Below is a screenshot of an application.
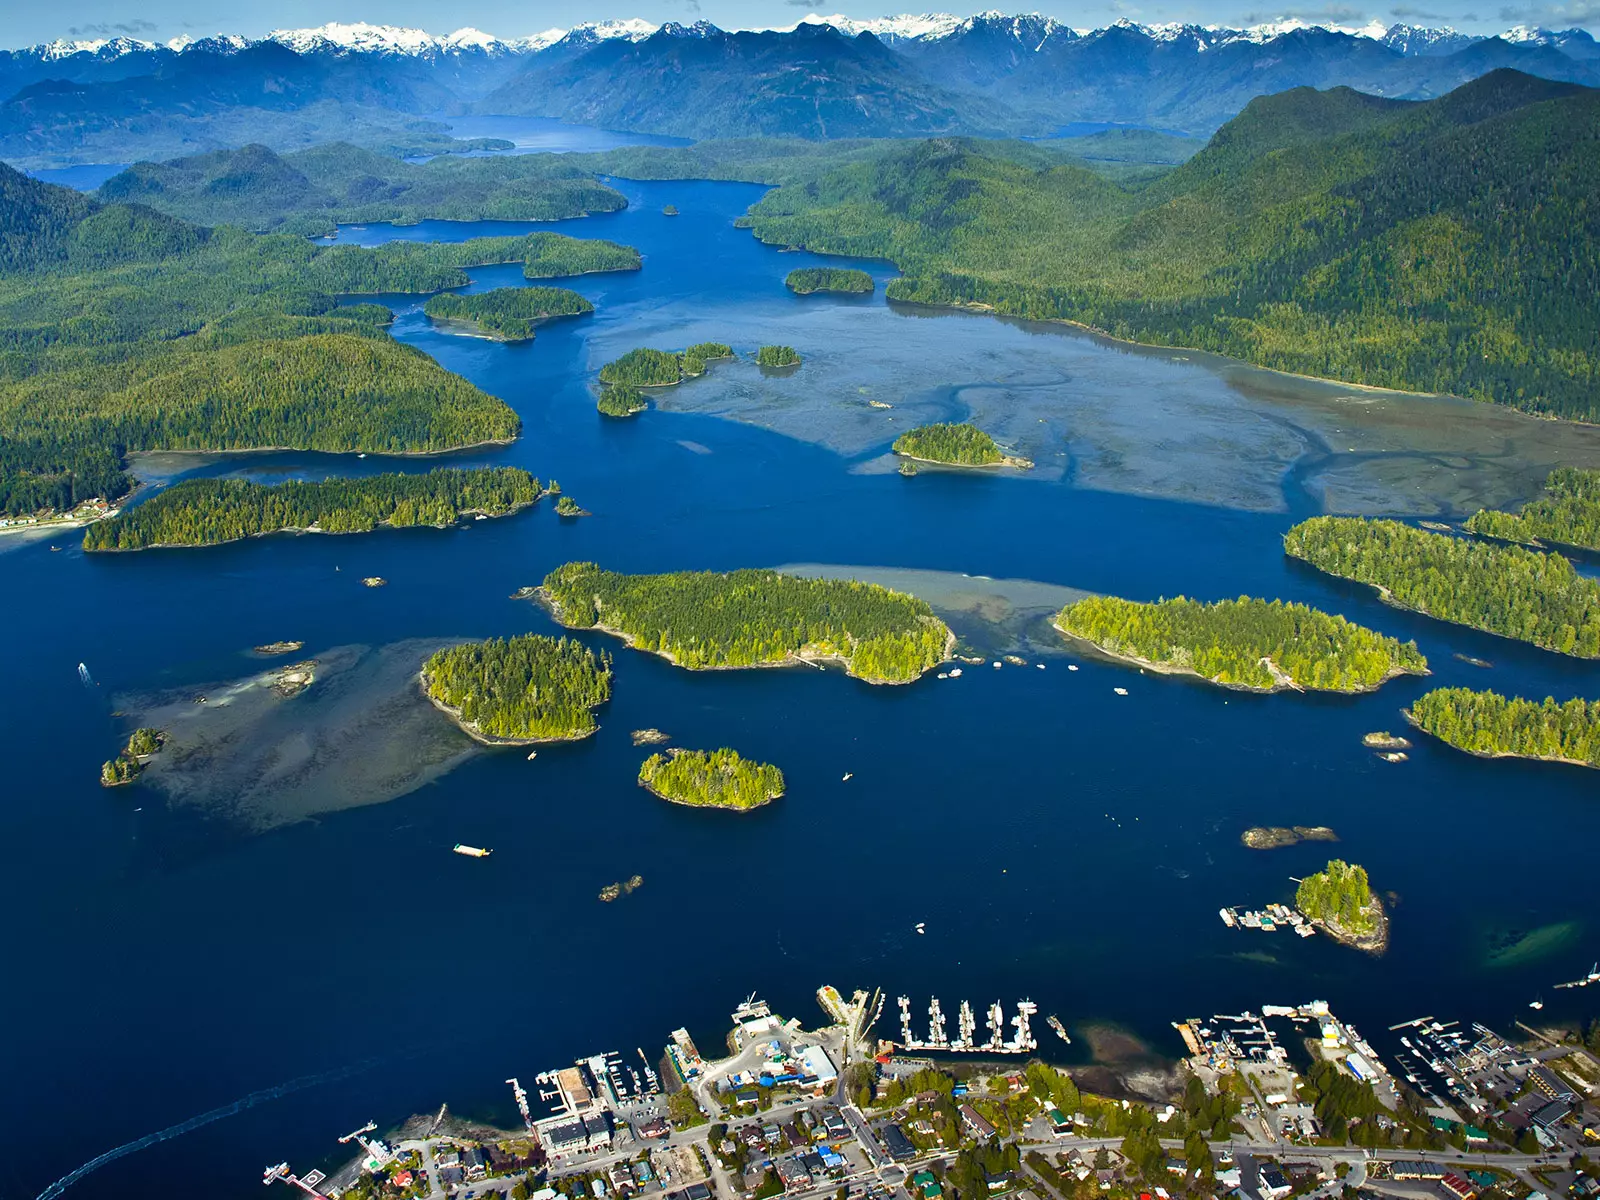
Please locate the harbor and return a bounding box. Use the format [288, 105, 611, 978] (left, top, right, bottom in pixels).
[895, 996, 1039, 1054]
[1219, 903, 1316, 936]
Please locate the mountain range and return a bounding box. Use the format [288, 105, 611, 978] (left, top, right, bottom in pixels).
[3, 12, 1598, 163]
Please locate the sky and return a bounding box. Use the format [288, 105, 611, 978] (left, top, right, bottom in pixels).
[4, 0, 1595, 52]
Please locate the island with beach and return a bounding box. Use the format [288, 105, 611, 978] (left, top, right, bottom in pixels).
[639, 747, 785, 810]
[1054, 595, 1428, 693]
[892, 422, 1031, 469]
[420, 634, 613, 744]
[537, 561, 953, 684]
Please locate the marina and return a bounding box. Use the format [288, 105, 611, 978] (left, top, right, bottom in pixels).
[1219, 903, 1316, 936]
[896, 995, 1038, 1054]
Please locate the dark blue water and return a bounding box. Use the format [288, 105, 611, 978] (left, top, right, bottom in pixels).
[5, 176, 1597, 1200]
[25, 163, 131, 191]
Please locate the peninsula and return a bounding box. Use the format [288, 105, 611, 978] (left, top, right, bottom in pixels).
[537, 561, 953, 684]
[420, 635, 613, 744]
[785, 267, 874, 295]
[520, 233, 641, 279]
[1406, 686, 1600, 770]
[422, 287, 592, 341]
[1466, 467, 1600, 552]
[892, 423, 1031, 469]
[1055, 595, 1427, 693]
[1296, 859, 1388, 953]
[639, 747, 785, 810]
[597, 384, 649, 418]
[83, 468, 544, 551]
[1284, 516, 1600, 658]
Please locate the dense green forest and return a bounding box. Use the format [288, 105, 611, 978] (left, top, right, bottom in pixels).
[598, 343, 734, 387]
[1408, 687, 1600, 767]
[0, 165, 642, 518]
[723, 74, 1600, 422]
[1466, 469, 1600, 551]
[785, 267, 873, 295]
[638, 748, 786, 809]
[756, 345, 801, 367]
[541, 562, 953, 684]
[83, 467, 542, 550]
[522, 234, 641, 279]
[421, 634, 613, 742]
[423, 287, 592, 341]
[1056, 595, 1426, 692]
[1284, 517, 1600, 658]
[597, 385, 649, 418]
[892, 423, 1003, 466]
[1296, 860, 1379, 934]
[99, 143, 629, 234]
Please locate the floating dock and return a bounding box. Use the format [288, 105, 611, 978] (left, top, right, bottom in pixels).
[898, 996, 1037, 1054]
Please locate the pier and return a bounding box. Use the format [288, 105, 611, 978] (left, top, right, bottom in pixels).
[897, 996, 1037, 1054]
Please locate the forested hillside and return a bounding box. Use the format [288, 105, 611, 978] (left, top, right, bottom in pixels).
[99, 143, 629, 234]
[737, 72, 1600, 421]
[0, 165, 639, 517]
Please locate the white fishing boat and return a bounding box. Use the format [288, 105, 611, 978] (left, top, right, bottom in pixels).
[453, 844, 492, 858]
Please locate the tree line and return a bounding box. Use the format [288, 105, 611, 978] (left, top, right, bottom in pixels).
[84, 467, 543, 550]
[541, 562, 952, 684]
[755, 345, 801, 367]
[422, 635, 613, 742]
[638, 748, 785, 809]
[892, 423, 1003, 466]
[1284, 517, 1600, 658]
[1408, 687, 1600, 768]
[1057, 594, 1427, 692]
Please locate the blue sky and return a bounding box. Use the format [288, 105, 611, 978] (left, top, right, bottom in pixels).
[6, 0, 1594, 51]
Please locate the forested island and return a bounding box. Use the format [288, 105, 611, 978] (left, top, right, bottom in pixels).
[521, 234, 641, 279]
[597, 385, 649, 418]
[892, 423, 1029, 468]
[1055, 595, 1427, 692]
[420, 635, 613, 744]
[83, 468, 543, 550]
[0, 165, 647, 520]
[539, 562, 953, 684]
[785, 267, 874, 295]
[598, 343, 735, 387]
[1466, 468, 1600, 552]
[1284, 517, 1600, 658]
[422, 287, 592, 341]
[756, 345, 802, 368]
[638, 748, 785, 810]
[1407, 687, 1600, 770]
[100, 728, 165, 788]
[1296, 859, 1387, 953]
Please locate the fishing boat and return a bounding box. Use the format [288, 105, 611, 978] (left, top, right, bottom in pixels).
[527, 751, 538, 761]
[1529, 996, 1544, 1011]
[1113, 687, 1128, 696]
[78, 662, 92, 686]
[453, 844, 492, 858]
[842, 772, 853, 781]
[914, 922, 926, 935]
[1067, 665, 1079, 672]
[1047, 1015, 1071, 1045]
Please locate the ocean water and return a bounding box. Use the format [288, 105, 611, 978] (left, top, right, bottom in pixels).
[5, 175, 1599, 1200]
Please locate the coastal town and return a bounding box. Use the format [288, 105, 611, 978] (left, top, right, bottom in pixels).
[266, 987, 1600, 1200]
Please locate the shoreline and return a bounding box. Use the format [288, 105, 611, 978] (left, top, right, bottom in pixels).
[895, 450, 1034, 471]
[1403, 709, 1598, 771]
[637, 778, 781, 811]
[85, 496, 543, 553]
[418, 670, 598, 747]
[1309, 895, 1390, 955]
[1052, 619, 1421, 695]
[128, 437, 518, 465]
[536, 587, 955, 685]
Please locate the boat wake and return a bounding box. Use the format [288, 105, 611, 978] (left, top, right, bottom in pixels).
[33, 1055, 384, 1200]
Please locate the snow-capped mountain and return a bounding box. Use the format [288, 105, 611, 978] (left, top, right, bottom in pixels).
[1380, 23, 1477, 55]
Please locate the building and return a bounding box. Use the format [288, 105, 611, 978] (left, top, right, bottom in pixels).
[1529, 1066, 1579, 1104]
[465, 1146, 488, 1181]
[1257, 1166, 1291, 1200]
[1438, 1175, 1477, 1200]
[1391, 1163, 1448, 1181]
[1532, 1101, 1572, 1131]
[776, 1157, 813, 1192]
[913, 1171, 944, 1200]
[881, 1124, 916, 1162]
[961, 1105, 997, 1140]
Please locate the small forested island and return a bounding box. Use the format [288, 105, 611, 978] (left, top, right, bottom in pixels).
[100, 727, 165, 788]
[785, 267, 874, 295]
[1407, 687, 1600, 770]
[638, 748, 786, 810]
[521, 233, 641, 279]
[1296, 859, 1388, 953]
[83, 468, 543, 551]
[598, 343, 734, 388]
[555, 496, 587, 517]
[1362, 731, 1411, 750]
[1241, 826, 1338, 850]
[597, 384, 649, 418]
[420, 634, 613, 744]
[1055, 595, 1427, 692]
[756, 345, 802, 368]
[1467, 468, 1600, 552]
[539, 561, 953, 684]
[1284, 517, 1600, 658]
[422, 287, 592, 341]
[662, 205, 679, 217]
[892, 422, 1030, 469]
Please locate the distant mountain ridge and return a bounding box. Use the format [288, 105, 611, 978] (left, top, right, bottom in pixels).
[3, 12, 1597, 162]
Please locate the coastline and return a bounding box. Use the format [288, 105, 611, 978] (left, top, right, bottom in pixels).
[418, 670, 598, 747]
[1403, 708, 1599, 771]
[637, 778, 781, 811]
[84, 495, 543, 553]
[1052, 619, 1421, 695]
[1309, 895, 1390, 955]
[895, 450, 1034, 471]
[535, 587, 955, 685]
